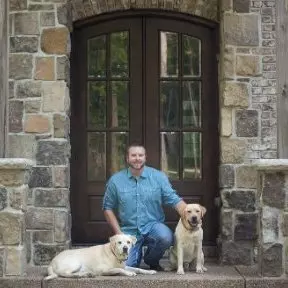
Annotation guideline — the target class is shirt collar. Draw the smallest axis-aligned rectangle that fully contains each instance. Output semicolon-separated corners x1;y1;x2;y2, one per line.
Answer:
127;166;148;179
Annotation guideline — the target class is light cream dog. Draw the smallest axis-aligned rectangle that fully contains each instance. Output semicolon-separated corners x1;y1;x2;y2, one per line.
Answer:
167;203;207;274
45;234;157;279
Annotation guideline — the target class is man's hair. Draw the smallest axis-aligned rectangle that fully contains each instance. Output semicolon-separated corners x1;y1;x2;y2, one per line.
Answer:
126;143;146;156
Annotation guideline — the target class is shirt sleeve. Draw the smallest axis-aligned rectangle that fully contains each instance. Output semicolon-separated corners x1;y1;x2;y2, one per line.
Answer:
159;171;182;207
102;178;118;210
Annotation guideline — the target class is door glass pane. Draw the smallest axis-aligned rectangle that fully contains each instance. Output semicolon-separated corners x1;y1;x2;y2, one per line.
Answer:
111;132;128;174
87;132;106;181
160;81;180;128
110;31;129;78
88;35;106;78
183;35;201;77
183;132;202;179
182;81;201;127
161;132;179;180
88;81;106;128
160;32;178;77
111;81;129;128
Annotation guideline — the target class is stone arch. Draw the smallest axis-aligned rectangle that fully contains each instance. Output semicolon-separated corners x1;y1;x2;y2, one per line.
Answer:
69;0;219;23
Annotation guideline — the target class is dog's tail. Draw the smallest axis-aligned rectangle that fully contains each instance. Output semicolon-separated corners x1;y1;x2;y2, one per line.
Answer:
44;266;58;280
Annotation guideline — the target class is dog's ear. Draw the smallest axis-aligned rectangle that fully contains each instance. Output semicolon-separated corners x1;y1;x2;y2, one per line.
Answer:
200;206;207;218
109;235;118;244
129;235;137;245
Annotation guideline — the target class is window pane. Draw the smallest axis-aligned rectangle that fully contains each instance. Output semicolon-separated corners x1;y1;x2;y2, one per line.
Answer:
161;132;179;180
182;81;201;127
110;31;129;78
183;35;201;77
111;81;129;128
111;132;128;174
87;132;106;181
87;81;106;128
160;81;180;128
160;32;178;78
183;132;202;179
88;35;106;78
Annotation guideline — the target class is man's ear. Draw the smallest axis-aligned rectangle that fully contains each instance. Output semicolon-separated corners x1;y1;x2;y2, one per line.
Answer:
200;206;207;218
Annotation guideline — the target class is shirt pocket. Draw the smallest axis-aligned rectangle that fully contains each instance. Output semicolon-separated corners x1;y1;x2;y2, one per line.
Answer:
141;186;161;204
118;188;134;207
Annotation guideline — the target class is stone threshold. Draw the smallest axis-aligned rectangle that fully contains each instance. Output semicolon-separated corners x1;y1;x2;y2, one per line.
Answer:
0;264;287;288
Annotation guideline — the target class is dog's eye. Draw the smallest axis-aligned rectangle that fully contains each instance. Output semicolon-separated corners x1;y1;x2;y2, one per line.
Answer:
118;241;122;244
127;241;131;244
196;210;200;213
187;210;192;213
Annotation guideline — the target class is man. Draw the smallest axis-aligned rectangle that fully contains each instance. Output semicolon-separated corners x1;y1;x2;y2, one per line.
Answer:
103;144;186;271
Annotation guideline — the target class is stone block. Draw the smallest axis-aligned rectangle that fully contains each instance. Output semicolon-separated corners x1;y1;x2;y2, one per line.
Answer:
34;188;69;207
8;134;37;159
234;212;258;240
9;100;23;133
282;212;288;237
41;12;56;27
233;0;250;13
224;14;259;46
9;54;33;80
29;166;53;188
53;114;69;138
0;186;7;211
24;100;41;113
261;244;283;277
16;81;41;99
36;140;70;165
221;209;233;240
8;185;28;211
24;114;51;133
53;166;69;188
57;56;69;81
55;210;69;242
42;82;67;112
5;246;25;276
236;165;257;188
25;207;53;229
220;138;246;164
14;13;39;35
262;206;279;244
262;172;286;209
33;230;53;243
33;244;66;265
41;27;69;54
222;190;256;212
221;240;253;265
0;212;23;245
26;231;31;264
10;36;38;53
10;0;28;11
57;4;68;26
28;3;54;10
9;80;15;99
219;164;235;188
223;47;234;79
221;108;232;136
223;82;249;108
0;247;3;276
236;110;258;137
0;169;30;187
35;57;55;80
236;55;260;76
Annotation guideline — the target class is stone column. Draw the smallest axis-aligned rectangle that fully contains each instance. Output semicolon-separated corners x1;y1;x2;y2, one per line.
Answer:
252;159;288;277
0;158;33;276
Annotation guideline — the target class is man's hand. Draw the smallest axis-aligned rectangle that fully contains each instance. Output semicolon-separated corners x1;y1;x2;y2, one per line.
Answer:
175;200;187;217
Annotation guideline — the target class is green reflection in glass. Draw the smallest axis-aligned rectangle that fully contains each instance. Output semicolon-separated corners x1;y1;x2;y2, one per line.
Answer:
160;31;178;77
183;35;201;77
87;132;106;181
160;132;179;180
88;81;106;128
160;81;180;128
88;35;106;78
111;132;128;174
111;31;129;78
111;81;129;128
182;81;201;128
183;132;202;179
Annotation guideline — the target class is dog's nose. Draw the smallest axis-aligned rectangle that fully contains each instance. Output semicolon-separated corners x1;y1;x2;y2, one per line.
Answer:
123;246;128;253
191;216;197;223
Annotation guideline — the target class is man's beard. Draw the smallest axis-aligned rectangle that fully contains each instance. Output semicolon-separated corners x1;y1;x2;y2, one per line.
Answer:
128;162;145;170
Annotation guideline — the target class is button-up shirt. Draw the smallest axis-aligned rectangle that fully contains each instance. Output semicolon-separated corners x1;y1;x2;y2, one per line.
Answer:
103;166;181;237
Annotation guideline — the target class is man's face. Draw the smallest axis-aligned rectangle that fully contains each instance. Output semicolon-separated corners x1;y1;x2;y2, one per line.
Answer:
126;146;146;170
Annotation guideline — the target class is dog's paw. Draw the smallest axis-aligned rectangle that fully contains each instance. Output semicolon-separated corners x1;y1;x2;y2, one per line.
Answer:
126;271;137;277
176;269;185;275
196;267;204;273
203;266;207;272
146;270;157;275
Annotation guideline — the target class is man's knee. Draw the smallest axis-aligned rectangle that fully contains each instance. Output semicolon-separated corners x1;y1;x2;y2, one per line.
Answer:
155;231;173;249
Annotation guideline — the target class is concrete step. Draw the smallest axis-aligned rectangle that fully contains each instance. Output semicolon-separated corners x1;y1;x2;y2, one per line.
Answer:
0;264;287;288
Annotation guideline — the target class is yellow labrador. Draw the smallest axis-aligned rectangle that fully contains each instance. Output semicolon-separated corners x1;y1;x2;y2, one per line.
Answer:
45;234;157;279
167;203;207;274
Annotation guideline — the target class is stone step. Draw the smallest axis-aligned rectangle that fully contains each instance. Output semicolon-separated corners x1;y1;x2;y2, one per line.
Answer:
0;264;287;288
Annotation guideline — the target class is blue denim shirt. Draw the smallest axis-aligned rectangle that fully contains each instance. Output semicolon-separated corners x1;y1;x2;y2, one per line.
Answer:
102;166;181;237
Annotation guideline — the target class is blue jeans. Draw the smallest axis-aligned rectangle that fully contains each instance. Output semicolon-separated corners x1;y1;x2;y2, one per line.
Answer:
126;223;173;267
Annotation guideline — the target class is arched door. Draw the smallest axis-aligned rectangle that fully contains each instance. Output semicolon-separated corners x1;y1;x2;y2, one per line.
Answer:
71;12;219;246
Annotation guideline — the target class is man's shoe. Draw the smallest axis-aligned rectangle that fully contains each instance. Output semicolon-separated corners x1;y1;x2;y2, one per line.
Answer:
149;264;164;271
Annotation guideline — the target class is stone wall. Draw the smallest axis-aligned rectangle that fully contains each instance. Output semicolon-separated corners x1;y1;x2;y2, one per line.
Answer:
0;159;33;276
9;0;71;267
219;0;278;266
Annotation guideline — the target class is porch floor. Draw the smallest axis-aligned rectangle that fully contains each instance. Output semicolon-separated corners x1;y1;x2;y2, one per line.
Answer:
0;263;287;288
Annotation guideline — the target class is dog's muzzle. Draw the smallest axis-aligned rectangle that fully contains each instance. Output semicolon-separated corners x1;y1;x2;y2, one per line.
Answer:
189;216;198;226
123;246;129;254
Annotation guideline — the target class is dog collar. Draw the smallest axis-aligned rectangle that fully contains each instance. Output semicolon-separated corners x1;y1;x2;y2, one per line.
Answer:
110;247;126;264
